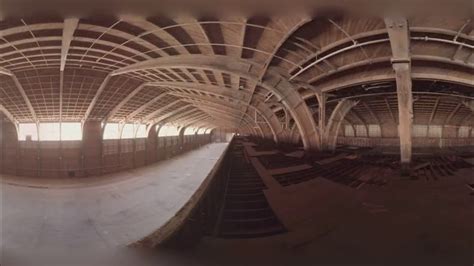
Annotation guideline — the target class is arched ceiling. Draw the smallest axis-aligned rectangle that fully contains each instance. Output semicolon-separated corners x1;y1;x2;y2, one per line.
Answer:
0;12;472;135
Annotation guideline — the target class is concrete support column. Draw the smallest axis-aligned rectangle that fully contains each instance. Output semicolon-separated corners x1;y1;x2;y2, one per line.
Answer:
394;63;413;174
0;116;3;174
385;17;413;174
82;121;103;176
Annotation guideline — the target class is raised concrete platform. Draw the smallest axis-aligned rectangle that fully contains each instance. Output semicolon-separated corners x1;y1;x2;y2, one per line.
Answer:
0;143;229;265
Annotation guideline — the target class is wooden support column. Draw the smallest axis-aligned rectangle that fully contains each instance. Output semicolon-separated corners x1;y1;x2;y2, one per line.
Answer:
385;17;413;175
316;92;327;149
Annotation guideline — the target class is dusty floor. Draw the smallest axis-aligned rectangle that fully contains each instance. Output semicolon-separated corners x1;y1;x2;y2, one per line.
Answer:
175;167;473;266
0;143;229;266
1;144;473;266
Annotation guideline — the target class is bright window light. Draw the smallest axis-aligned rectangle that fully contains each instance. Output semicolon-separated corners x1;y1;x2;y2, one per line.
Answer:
344;125;355;137
61;123;82;141
121;124;135;139
18;123;38;141
355;125;367;137
39;123;60;141
104;123;120;140
159;125;180;137
136;124;147;138
413;125;428;138
368;124;381;138
197;128;206;134
184;127;197;135
459;126;471;138
428;125;442;138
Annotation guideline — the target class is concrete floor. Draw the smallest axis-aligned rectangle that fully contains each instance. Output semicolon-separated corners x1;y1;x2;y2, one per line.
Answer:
0;143;229;266
1;143;472;266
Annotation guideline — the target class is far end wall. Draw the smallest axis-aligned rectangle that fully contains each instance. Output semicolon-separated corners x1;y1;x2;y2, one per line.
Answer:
0;118;212;178
337;123;474;148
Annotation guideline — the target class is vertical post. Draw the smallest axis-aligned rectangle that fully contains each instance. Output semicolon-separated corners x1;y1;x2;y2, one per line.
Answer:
316;92;327;150
385;17;413;175
394;63;413;174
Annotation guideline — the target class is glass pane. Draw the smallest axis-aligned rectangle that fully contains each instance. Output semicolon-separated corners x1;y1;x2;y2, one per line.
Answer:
39;123;60;141
104;123;120;140
136;124;147;138
184;127;196;135
61;123;82;141
122;124;135;139
159;125;179;137
344;125;354;137
18;123;38;141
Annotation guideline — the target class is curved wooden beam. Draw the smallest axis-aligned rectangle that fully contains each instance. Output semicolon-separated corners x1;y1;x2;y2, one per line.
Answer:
166;90;279;137
112;54;320;150
324;99;359;151
181;97;267;137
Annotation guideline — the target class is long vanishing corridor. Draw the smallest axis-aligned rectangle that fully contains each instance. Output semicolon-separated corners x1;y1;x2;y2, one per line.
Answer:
1;1;473;265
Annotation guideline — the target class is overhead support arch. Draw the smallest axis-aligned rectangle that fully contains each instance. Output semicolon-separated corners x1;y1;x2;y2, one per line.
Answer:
142;100;182;122
146;81;281;140
385;17;413;174
323;99;359;151
0;103;19;127
193;104;264;137
237;15;312;132
182;99;266;137
174;113;210;127
164;89;280;140
266;67;320;150
315;92;327;143
122;92;169;122
111;54;320;150
147;105;194;133
0;67;12;76
103;83;148;123
160;108;202;126
11;74;37;122
464;100;474;112
60;18;79;71
83;74;112;124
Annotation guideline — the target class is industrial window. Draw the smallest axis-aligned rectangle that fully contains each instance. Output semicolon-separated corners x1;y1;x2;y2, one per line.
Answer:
136;124;147;138
355;125;367;137
158;137;166;148
412;125;428;138
427;125;442;138
197;128;206;134
18;123;38;141
458;126;471;138
39;123;60;141
368;125;381;138
121;124;135;139
159;125;179;137
121;139;134;153
184;127;197;135
344;125;355;137
103;140;118;155
204;128;212;134
61;123;82;141
104;123;120;140
136;139;146;151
